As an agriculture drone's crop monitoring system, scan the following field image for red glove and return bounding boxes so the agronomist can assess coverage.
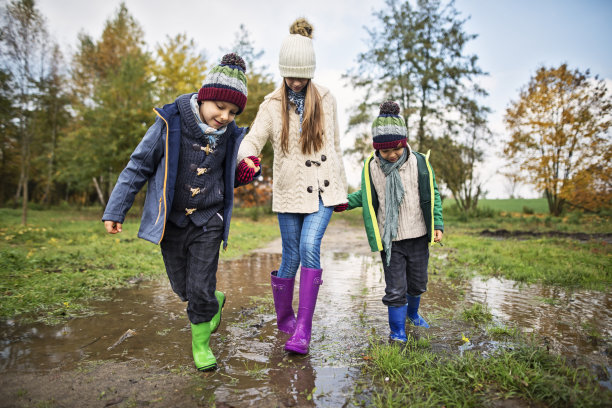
[334,202,349,212]
[237,156,260,184]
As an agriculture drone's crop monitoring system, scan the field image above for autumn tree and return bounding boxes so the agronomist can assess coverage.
[433,96,491,211]
[151,33,208,105]
[0,0,50,223]
[58,2,153,205]
[504,64,612,215]
[31,44,71,205]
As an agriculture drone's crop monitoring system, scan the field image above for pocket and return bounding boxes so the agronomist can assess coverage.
[274,160,296,190]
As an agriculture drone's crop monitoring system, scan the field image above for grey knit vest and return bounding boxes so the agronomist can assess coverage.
[168,94,228,227]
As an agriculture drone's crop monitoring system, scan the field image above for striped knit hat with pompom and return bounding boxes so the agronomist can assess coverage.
[371,101,408,150]
[197,53,248,114]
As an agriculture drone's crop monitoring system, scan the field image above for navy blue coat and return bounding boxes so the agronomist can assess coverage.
[102,96,252,249]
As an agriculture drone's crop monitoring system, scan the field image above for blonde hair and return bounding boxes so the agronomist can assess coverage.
[280,80,324,155]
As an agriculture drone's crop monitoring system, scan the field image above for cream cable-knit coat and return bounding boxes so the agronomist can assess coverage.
[237,83,348,213]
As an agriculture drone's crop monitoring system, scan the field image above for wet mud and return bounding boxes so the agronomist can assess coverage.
[1,221,610,407]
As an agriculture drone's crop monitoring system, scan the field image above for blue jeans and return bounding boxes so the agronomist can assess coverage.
[276,199,333,278]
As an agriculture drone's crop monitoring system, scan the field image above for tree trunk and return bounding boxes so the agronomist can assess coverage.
[21,173,28,226]
[42,103,58,206]
[93,177,106,207]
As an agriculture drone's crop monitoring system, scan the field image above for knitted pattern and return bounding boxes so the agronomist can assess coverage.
[169,95,227,227]
[198,53,248,114]
[279,18,316,79]
[236,156,260,184]
[370,147,427,242]
[237,83,348,213]
[372,101,408,150]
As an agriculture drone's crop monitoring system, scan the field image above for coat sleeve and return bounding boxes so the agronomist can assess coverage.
[431,166,444,231]
[331,94,348,197]
[237,100,273,164]
[102,119,165,223]
[347,190,363,210]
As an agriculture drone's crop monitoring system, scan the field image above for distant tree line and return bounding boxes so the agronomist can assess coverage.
[1,0,609,225]
[344,0,610,215]
[0,1,275,224]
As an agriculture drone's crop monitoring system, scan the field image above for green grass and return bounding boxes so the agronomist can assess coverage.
[362,336,610,407]
[460,302,494,326]
[0,208,280,322]
[444,198,550,214]
[440,233,611,290]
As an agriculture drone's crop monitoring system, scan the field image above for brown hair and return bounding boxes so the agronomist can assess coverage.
[280,80,324,154]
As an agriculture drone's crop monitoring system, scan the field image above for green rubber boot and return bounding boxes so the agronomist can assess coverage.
[191,291,226,371]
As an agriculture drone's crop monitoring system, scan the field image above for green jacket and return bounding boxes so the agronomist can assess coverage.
[347,150,444,252]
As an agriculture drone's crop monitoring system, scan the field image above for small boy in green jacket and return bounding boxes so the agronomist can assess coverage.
[346,101,444,342]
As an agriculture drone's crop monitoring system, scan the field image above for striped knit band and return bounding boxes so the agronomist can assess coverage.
[198,54,248,114]
[372,102,407,149]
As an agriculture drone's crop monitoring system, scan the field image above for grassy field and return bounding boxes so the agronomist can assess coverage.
[444,197,550,214]
[361,332,610,407]
[0,207,280,323]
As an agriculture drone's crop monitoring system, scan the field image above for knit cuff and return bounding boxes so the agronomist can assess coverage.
[236,156,260,184]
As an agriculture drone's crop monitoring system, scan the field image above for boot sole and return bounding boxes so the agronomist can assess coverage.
[197,362,218,372]
[285,344,308,354]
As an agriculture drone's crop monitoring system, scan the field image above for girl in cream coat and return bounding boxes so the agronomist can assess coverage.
[237,18,348,355]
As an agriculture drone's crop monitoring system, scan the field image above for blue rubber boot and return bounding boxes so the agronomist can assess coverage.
[406,294,429,328]
[388,305,408,342]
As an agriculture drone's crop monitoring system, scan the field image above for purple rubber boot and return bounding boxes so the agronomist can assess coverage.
[271,271,296,334]
[284,267,323,355]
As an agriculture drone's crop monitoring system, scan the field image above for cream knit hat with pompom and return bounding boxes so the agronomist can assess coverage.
[278,18,316,79]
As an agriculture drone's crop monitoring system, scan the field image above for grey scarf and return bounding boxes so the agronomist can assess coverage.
[379,148,408,266]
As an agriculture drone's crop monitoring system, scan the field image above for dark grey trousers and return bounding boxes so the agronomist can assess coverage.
[380,234,429,307]
[160,215,223,324]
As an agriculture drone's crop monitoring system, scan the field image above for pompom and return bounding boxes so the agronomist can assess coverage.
[221,53,247,72]
[289,18,314,39]
[379,101,400,115]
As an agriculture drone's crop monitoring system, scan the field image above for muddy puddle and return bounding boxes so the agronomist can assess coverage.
[1,223,610,407]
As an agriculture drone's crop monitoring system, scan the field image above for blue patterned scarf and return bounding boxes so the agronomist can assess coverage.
[287,88,305,133]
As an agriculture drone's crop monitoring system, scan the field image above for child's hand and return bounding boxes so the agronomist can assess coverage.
[333,202,349,212]
[237,156,261,183]
[104,220,123,234]
[243,156,261,172]
[434,229,443,243]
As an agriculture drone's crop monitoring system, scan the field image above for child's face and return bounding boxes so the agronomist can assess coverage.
[379,146,405,163]
[285,77,309,93]
[199,100,239,129]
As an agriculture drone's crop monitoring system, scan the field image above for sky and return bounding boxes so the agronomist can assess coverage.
[31,0,612,198]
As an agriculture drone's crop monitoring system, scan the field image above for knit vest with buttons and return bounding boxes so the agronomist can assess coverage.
[168,94,228,227]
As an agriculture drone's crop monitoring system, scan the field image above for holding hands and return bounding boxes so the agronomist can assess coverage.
[333,202,349,213]
[237,156,261,184]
